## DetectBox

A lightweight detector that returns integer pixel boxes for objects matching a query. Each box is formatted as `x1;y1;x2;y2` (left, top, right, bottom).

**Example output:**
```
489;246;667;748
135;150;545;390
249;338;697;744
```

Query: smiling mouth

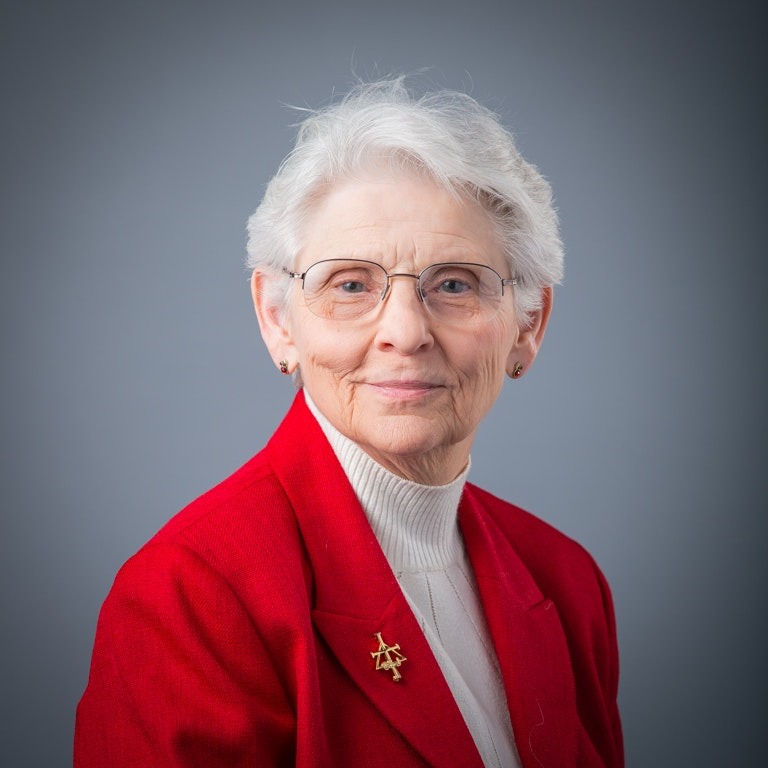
367;381;444;399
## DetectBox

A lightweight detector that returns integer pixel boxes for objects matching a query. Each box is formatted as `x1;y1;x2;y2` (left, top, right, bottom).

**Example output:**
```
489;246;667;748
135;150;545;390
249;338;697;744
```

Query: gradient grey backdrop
2;1;765;765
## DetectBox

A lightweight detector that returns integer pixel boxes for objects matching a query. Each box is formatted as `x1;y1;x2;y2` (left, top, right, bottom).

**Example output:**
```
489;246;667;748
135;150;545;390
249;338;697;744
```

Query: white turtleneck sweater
304;394;520;768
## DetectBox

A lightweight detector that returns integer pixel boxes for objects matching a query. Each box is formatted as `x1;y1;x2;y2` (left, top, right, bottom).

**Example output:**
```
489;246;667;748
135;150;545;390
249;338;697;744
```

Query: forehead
297;172;505;270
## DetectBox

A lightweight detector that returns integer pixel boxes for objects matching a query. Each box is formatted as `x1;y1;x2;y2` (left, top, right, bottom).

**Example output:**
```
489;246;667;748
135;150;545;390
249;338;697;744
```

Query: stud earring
511;362;524;379
279;360;289;375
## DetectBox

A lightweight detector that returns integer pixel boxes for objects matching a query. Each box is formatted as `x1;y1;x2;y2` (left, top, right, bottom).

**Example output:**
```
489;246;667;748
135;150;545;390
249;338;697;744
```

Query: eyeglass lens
299;259;507;323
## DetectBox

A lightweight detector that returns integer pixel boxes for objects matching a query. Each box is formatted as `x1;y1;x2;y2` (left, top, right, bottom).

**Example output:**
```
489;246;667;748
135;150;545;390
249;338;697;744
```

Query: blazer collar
266;392;484;768
460;490;579;767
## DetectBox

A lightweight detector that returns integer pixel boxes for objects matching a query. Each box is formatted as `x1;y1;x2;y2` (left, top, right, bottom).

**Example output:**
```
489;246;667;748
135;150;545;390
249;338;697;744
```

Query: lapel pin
371;632;407;682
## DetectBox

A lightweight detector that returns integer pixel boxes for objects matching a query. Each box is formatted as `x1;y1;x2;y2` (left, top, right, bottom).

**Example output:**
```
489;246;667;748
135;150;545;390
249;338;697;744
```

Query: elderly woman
76;79;623;767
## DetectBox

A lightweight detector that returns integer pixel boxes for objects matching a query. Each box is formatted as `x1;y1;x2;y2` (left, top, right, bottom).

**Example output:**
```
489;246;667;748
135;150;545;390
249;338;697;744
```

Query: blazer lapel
460;490;579;768
267;393;484;768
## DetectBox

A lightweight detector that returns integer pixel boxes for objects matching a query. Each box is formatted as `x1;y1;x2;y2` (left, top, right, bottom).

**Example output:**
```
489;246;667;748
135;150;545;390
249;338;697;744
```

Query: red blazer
75;392;623;767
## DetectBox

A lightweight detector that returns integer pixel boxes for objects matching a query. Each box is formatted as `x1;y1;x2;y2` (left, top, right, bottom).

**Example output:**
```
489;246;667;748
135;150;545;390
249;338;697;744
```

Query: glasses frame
284;258;518;323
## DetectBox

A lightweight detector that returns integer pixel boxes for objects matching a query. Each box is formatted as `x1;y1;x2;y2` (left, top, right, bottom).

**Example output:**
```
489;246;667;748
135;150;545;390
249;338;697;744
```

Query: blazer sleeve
74;542;297;767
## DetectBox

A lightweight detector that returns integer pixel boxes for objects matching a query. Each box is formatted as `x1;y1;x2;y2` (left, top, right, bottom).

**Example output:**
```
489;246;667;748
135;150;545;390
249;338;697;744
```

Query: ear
506;286;553;378
250;270;298;373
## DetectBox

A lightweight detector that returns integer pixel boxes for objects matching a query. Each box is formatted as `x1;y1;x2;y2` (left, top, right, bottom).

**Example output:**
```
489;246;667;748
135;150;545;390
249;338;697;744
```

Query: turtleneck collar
304;392;469;572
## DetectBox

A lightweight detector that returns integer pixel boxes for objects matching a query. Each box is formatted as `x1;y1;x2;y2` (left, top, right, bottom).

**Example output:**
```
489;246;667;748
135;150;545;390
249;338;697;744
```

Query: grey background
2;1;765;765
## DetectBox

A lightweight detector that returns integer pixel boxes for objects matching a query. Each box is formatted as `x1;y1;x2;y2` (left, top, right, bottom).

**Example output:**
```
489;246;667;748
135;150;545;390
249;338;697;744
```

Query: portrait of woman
3;3;763;767
74;79;623;767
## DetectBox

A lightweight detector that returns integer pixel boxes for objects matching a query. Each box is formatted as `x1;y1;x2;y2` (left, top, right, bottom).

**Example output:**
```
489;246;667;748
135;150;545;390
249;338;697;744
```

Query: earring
279;360;289;375
511;362;524;379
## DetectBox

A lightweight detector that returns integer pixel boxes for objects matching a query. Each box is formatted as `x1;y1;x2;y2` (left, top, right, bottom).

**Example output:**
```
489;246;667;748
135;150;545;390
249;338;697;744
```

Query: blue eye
340;280;367;293
439;278;471;294
422;265;482;297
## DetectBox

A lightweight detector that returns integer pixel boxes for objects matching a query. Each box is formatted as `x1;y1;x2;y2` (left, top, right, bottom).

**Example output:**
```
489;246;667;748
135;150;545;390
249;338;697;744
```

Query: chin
363;417;457;459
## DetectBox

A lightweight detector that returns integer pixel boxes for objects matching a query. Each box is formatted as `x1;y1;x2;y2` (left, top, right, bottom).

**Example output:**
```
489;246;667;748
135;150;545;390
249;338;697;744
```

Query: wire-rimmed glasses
285;258;517;325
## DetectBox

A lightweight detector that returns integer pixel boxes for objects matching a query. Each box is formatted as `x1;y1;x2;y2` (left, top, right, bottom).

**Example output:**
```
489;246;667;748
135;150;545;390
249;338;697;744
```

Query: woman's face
255;172;550;484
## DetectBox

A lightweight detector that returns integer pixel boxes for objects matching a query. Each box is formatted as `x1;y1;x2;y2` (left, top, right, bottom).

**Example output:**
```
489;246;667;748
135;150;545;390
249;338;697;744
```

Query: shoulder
464;483;593;561
151;448;293;551
109;444;309;614
104;394;328;616
463;482;612;608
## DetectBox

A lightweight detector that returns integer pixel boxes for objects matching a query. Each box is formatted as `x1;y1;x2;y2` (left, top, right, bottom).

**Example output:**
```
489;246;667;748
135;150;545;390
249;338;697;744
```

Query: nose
373;274;434;355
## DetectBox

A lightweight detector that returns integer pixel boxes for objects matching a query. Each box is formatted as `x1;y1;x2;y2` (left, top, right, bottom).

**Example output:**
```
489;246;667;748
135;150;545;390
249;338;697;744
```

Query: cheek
451;323;514;389
295;321;368;381
449;353;501;417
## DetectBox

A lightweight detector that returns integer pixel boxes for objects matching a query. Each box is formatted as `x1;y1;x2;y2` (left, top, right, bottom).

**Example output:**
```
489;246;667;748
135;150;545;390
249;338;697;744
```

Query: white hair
246;77;563;325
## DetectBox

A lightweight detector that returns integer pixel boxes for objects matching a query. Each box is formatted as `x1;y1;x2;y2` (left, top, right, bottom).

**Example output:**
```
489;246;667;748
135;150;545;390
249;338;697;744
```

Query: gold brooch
371;632;407;682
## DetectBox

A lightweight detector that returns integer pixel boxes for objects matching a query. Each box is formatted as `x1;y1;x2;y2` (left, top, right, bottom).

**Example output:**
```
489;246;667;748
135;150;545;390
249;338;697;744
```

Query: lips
370;380;442;389
366;380;445;401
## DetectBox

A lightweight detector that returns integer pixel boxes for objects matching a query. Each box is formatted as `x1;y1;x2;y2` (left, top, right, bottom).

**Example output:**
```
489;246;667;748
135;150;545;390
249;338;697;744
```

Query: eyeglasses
285;258;517;325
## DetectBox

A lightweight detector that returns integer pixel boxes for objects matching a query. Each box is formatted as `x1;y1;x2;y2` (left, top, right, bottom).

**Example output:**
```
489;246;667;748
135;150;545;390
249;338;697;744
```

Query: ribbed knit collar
304;392;469;572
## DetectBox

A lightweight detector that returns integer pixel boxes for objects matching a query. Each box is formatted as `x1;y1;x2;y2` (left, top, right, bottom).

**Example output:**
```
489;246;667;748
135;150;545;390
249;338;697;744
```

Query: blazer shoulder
106;395;326;608
464;483;592;558
463;482;610;606
126;446;306;588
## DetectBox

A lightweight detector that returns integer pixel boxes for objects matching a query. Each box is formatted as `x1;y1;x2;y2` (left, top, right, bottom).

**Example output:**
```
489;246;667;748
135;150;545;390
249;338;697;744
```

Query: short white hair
246;77;563;325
